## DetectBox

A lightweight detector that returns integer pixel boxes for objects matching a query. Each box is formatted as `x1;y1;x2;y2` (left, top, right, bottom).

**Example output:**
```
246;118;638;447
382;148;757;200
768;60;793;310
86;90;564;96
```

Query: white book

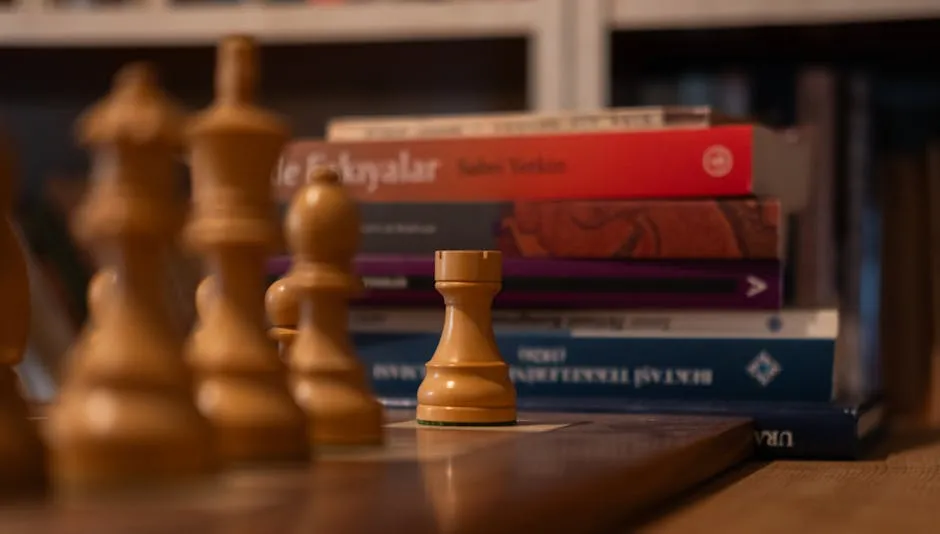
348;308;839;340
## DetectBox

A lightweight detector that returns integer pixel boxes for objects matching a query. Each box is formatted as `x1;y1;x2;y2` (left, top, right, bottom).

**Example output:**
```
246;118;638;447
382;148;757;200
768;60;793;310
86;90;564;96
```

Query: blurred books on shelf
265;103;882;458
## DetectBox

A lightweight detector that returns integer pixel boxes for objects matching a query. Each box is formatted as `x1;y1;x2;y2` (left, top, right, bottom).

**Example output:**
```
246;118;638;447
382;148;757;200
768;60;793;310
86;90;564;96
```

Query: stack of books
269;106;884;459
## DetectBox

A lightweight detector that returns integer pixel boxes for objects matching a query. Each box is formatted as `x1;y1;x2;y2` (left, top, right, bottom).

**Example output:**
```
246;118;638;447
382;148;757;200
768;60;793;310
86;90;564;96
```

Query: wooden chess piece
45;63;213;493
265;278;298;361
60;268;116;380
0;130;47;496
282;167;384;446
416;251;516;426
184;276;214;366
183;35;309;465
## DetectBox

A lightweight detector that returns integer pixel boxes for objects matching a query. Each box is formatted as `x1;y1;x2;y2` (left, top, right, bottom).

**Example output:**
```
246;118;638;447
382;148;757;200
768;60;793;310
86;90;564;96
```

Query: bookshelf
573;0;940;110
1;0;939;116
0;0;571;111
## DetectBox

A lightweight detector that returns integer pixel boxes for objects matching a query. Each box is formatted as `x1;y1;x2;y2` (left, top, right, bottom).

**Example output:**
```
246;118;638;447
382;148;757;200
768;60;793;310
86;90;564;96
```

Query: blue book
521;397;885;460
380;396;884;460
352;309;843;403
350;309;873;402
359;331;834;403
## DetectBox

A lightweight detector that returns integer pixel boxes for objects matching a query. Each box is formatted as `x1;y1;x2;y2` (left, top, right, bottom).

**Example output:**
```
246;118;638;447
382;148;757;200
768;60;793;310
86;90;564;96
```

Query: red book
275;125;809;210
498;198;783;260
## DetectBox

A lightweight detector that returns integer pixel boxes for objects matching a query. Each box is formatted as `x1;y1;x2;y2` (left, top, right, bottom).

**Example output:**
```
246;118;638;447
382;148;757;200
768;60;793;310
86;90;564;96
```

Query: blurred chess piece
183;35;309;465
46;63;213;493
265;278;299;361
416;251;516;426
0;128;47;496
59;268;116;381
280;167;384;446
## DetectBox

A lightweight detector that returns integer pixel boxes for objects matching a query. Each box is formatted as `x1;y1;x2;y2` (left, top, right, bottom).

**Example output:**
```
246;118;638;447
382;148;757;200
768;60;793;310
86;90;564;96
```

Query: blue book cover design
355;332;836;403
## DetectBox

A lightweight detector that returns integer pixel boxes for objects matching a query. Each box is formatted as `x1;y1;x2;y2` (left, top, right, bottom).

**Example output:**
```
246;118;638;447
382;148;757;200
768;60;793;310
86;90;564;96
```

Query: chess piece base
416;405;517;426
50;448;211;496
295;386;385;447
194;376;311;465
47;388;214;493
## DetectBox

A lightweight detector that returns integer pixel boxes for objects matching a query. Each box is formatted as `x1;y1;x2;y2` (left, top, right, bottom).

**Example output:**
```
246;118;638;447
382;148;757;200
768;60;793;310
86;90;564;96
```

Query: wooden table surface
1;410;753;534
634;426;940;533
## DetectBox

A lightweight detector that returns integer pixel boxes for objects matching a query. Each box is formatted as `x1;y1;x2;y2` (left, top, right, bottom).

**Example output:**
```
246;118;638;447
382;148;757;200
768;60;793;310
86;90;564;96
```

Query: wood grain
636;427;940;534
0;410;752;534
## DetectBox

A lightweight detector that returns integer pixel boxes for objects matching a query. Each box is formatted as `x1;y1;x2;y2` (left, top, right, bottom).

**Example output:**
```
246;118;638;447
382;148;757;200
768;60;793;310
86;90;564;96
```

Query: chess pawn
0;131;47;495
265;278;298;361
46;63;213;492
283;167;383;446
416;251;516;426
183;35;308;465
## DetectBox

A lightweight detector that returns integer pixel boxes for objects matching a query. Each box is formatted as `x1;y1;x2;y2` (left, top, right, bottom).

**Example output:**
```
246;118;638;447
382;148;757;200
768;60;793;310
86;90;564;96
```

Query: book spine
498;198;782;260
748;409;878;459
325;106;720;141
268;257;783;310
359;202;505;255
380;396;880;460
285;198;782;260
348;308;839;339
275;126;758;203
355;281;780;310
356;332;835;403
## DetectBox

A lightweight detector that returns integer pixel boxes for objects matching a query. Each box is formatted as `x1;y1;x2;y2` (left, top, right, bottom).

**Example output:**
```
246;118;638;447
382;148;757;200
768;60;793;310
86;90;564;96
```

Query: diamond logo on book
746;351;782;387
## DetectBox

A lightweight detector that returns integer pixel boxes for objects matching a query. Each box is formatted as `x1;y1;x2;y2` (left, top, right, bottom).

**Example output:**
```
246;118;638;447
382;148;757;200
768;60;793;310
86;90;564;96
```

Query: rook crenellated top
434;250;502;283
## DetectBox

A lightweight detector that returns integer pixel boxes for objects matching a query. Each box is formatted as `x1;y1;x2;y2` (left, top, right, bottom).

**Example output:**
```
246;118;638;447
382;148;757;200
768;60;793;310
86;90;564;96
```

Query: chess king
45;63;214;491
183;35;309;465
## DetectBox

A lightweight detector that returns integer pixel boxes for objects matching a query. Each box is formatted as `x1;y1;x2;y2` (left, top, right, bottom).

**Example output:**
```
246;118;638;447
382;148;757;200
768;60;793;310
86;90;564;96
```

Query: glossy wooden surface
0;410;752;534
636;426;940;534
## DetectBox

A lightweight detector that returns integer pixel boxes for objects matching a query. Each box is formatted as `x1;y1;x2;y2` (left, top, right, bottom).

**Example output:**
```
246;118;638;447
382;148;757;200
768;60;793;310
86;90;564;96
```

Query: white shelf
0;0;575;112
611;0;940;30
0;0;540;46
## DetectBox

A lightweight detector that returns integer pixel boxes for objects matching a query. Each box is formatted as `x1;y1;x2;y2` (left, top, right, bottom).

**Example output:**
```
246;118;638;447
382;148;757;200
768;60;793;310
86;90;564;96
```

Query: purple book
268;255;782;310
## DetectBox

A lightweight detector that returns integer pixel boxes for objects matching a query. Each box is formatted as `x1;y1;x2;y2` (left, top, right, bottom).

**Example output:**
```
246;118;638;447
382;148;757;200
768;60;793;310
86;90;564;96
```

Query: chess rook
183;35;308;465
280;167;384;446
416;250;517;426
0;129;47;495
46;63;213;492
